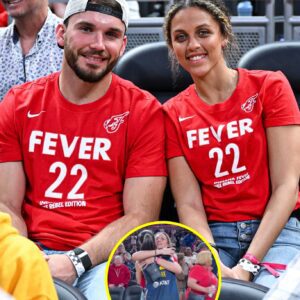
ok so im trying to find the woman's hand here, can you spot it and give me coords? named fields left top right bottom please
left=220, top=262, right=251, bottom=281
left=206, top=285, right=217, bottom=295
left=219, top=261, right=238, bottom=279
left=231, top=264, right=252, bottom=281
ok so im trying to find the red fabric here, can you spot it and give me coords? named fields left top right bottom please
left=187, top=265, right=218, bottom=300
left=0, top=72, right=166, bottom=250
left=0, top=3, right=8, bottom=27
left=140, top=273, right=146, bottom=288
left=244, top=252, right=287, bottom=277
left=108, top=264, right=131, bottom=287
left=164, top=69, right=300, bottom=222
left=244, top=253, right=260, bottom=264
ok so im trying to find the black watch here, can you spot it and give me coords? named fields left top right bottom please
left=73, top=247, right=92, bottom=271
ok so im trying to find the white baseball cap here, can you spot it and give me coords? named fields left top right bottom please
left=63, top=0, right=129, bottom=30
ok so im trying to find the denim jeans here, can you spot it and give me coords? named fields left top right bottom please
left=209, top=217, right=300, bottom=288
left=41, top=246, right=108, bottom=300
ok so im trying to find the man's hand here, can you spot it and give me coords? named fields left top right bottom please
left=47, top=254, right=77, bottom=284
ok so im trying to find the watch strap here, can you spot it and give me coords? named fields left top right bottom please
left=74, top=248, right=92, bottom=271
left=66, top=250, right=86, bottom=278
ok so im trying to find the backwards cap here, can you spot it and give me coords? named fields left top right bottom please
left=63, top=0, right=129, bottom=29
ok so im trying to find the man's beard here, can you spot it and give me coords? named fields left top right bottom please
left=64, top=44, right=119, bottom=83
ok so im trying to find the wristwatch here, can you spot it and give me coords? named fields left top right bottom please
left=66, top=248, right=92, bottom=278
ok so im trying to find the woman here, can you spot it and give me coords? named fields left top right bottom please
left=163, top=0, right=300, bottom=288
left=133, top=231, right=182, bottom=300
left=176, top=252, right=190, bottom=300
left=108, top=255, right=131, bottom=288
left=186, top=251, right=218, bottom=300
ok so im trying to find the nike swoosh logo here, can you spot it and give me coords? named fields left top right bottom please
left=178, top=115, right=195, bottom=122
left=27, top=110, right=46, bottom=118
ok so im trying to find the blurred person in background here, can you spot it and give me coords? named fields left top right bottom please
left=49, top=0, right=68, bottom=18
left=108, top=255, right=131, bottom=288
left=176, top=252, right=189, bottom=300
left=0, top=0, right=63, bottom=100
left=186, top=251, right=218, bottom=300
left=133, top=231, right=182, bottom=300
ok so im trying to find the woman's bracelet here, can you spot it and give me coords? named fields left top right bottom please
left=238, top=257, right=260, bottom=275
left=238, top=252, right=260, bottom=275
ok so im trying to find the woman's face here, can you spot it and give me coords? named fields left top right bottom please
left=155, top=233, right=169, bottom=249
left=170, top=7, right=227, bottom=79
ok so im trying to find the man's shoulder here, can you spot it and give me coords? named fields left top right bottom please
left=12, top=72, right=59, bottom=96
left=0, top=23, right=13, bottom=39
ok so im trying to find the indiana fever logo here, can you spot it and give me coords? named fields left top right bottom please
left=241, top=93, right=258, bottom=113
left=104, top=111, right=130, bottom=133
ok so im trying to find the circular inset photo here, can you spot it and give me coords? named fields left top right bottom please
left=106, top=221, right=221, bottom=300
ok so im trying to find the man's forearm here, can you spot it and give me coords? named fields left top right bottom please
left=80, top=176, right=166, bottom=266
left=80, top=212, right=156, bottom=266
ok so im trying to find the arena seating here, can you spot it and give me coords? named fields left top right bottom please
left=108, top=279, right=269, bottom=300
left=54, top=278, right=87, bottom=300
left=115, top=41, right=192, bottom=104
left=238, top=41, right=300, bottom=108
left=220, top=278, right=269, bottom=300
left=109, top=286, right=126, bottom=300
left=284, top=0, right=300, bottom=40
left=109, top=285, right=142, bottom=300
left=125, top=0, right=275, bottom=67
left=123, top=284, right=143, bottom=300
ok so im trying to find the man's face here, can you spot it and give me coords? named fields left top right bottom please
left=1, top=0, right=45, bottom=18
left=60, top=11, right=127, bottom=83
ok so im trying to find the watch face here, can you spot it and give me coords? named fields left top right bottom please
left=74, top=247, right=84, bottom=255
left=105, top=221, right=222, bottom=300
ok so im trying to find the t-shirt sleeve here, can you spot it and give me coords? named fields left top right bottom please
left=125, top=96, right=167, bottom=178
left=0, top=89, right=22, bottom=162
left=164, top=106, right=184, bottom=159
left=189, top=265, right=201, bottom=281
left=262, top=71, right=300, bottom=127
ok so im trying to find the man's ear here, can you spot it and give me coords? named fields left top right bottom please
left=119, top=35, right=127, bottom=57
left=56, top=23, right=66, bottom=49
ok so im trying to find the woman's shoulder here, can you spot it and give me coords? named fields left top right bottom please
left=238, top=67, right=287, bottom=84
left=163, top=85, right=195, bottom=110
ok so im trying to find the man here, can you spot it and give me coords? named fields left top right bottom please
left=0, top=212, right=58, bottom=300
left=0, top=0, right=166, bottom=299
left=0, top=0, right=63, bottom=100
